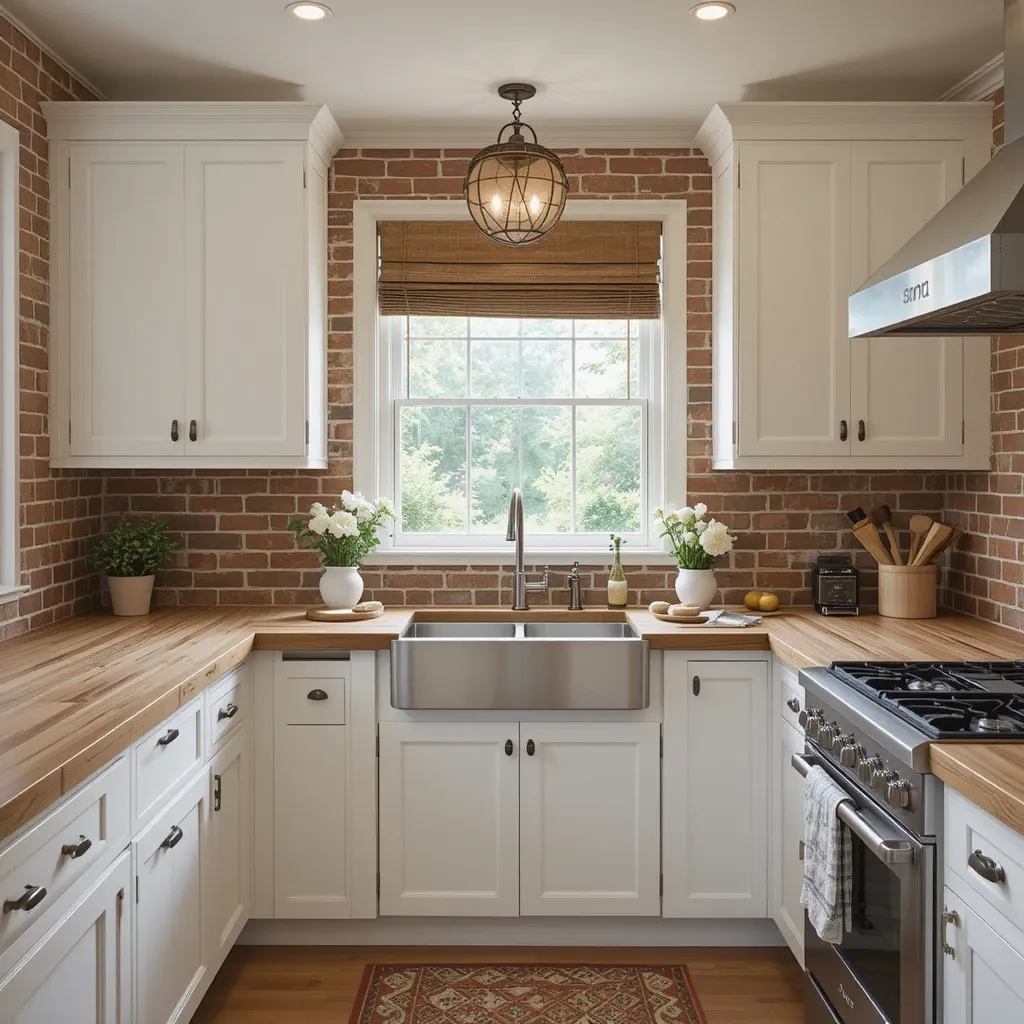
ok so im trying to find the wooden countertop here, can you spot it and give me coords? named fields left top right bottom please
left=932, top=743, right=1024, bottom=839
left=4, top=604, right=1024, bottom=844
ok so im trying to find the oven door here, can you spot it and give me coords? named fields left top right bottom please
left=796, top=749, right=934, bottom=1024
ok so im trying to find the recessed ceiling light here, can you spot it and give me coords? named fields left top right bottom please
left=690, top=2, right=735, bottom=20
left=286, top=2, right=332, bottom=21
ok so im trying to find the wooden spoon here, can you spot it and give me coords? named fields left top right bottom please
left=852, top=518, right=894, bottom=565
left=913, top=522, right=953, bottom=566
left=907, top=514, right=933, bottom=564
left=871, top=504, right=903, bottom=566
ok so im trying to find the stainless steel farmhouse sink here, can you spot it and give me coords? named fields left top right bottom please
left=390, top=620, right=649, bottom=711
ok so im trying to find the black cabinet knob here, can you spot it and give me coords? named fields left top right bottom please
left=171, top=419, right=179, bottom=442
left=858, top=419, right=866, bottom=442
left=3, top=885, right=47, bottom=914
left=61, top=835, right=93, bottom=860
left=189, top=419, right=197, bottom=442
left=157, top=728, right=179, bottom=747
left=505, top=739, right=514, bottom=756
left=839, top=419, right=847, bottom=442
left=217, top=703, right=239, bottom=721
left=526, top=739, right=535, bottom=756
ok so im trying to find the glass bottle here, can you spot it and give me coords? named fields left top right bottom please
left=607, top=534, right=628, bottom=609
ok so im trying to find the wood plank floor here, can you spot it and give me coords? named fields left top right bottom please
left=193, top=946, right=805, bottom=1024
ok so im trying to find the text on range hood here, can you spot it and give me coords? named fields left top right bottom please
left=848, top=0, right=1024, bottom=337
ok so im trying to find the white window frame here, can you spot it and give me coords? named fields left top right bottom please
left=353, top=198, right=687, bottom=564
left=0, top=120, right=22, bottom=604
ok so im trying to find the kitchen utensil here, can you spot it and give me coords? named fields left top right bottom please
left=872, top=504, right=903, bottom=566
left=852, top=518, right=894, bottom=565
left=845, top=506, right=868, bottom=526
left=912, top=522, right=954, bottom=566
left=907, top=514, right=933, bottom=563
left=925, top=524, right=963, bottom=563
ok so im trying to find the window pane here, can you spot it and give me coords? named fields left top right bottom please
left=399, top=406, right=467, bottom=532
left=470, top=316, right=517, bottom=339
left=575, top=318, right=628, bottom=339
left=521, top=339, right=572, bottom=398
left=575, top=406, right=642, bottom=533
left=409, top=315, right=467, bottom=338
left=470, top=406, right=519, bottom=531
left=576, top=339, right=628, bottom=399
left=407, top=337, right=466, bottom=398
left=522, top=406, right=572, bottom=533
left=521, top=317, right=572, bottom=338
left=471, top=339, right=519, bottom=398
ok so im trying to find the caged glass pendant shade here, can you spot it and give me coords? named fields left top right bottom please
left=465, top=84, right=568, bottom=246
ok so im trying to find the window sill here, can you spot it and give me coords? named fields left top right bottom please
left=0, top=585, right=28, bottom=608
left=364, top=548, right=676, bottom=567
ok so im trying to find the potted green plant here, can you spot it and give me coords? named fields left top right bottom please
left=91, top=516, right=180, bottom=616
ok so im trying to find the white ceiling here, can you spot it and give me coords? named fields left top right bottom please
left=6, top=0, right=1004, bottom=143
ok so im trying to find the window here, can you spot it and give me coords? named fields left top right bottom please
left=353, top=200, right=687, bottom=561
left=390, top=315, right=655, bottom=545
left=0, top=120, right=19, bottom=603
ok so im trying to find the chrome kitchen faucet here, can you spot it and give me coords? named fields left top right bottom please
left=505, top=488, right=549, bottom=611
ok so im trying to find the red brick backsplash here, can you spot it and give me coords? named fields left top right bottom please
left=102, top=148, right=948, bottom=611
left=0, top=17, right=99, bottom=643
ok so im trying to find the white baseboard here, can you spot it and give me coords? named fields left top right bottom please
left=239, top=916, right=785, bottom=947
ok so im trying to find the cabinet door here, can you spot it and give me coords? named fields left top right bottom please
left=133, top=770, right=207, bottom=1024
left=850, top=141, right=965, bottom=457
left=206, top=728, right=250, bottom=968
left=184, top=143, right=307, bottom=459
left=519, top=722, right=660, bottom=916
left=68, top=143, right=186, bottom=458
left=736, top=142, right=851, bottom=457
left=0, top=851, right=130, bottom=1024
left=273, top=723, right=347, bottom=919
left=662, top=656, right=770, bottom=917
left=773, top=719, right=805, bottom=965
left=943, top=886, right=1024, bottom=1024
left=378, top=722, right=519, bottom=917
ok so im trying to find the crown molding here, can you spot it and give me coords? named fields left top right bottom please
left=340, top=118, right=700, bottom=151
left=0, top=3, right=105, bottom=99
left=940, top=53, right=1004, bottom=102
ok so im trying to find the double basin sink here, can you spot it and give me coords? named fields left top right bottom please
left=391, top=620, right=649, bottom=710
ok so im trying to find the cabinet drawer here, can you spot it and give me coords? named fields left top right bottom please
left=0, top=756, right=129, bottom=957
left=206, top=666, right=248, bottom=754
left=275, top=665, right=346, bottom=725
left=946, top=787, right=1024, bottom=934
left=132, top=695, right=204, bottom=831
left=775, top=660, right=804, bottom=732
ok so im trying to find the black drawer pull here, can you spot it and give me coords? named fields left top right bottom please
left=526, top=739, right=535, bottom=756
left=217, top=703, right=239, bottom=721
left=858, top=419, right=866, bottom=442
left=157, top=728, right=179, bottom=746
left=189, top=419, right=197, bottom=442
left=968, top=849, right=1006, bottom=884
left=3, top=885, right=47, bottom=914
left=307, top=688, right=329, bottom=701
left=171, top=419, right=179, bottom=442
left=61, top=835, right=93, bottom=860
left=161, top=825, right=184, bottom=850
left=839, top=419, right=847, bottom=442
left=505, top=739, right=514, bottom=756
left=693, top=675, right=701, bottom=696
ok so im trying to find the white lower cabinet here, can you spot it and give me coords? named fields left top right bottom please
left=205, top=728, right=250, bottom=968
left=378, top=722, right=520, bottom=917
left=662, top=656, right=770, bottom=917
left=942, top=886, right=1024, bottom=1023
left=0, top=850, right=131, bottom=1024
left=773, top=718, right=805, bottom=963
left=519, top=722, right=660, bottom=916
left=133, top=769, right=208, bottom=1024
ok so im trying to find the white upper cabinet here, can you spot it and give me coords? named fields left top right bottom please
left=43, top=102, right=343, bottom=469
left=698, top=102, right=993, bottom=470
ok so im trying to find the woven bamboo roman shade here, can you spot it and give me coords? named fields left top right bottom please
left=378, top=220, right=661, bottom=319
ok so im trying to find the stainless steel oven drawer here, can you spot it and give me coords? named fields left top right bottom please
left=805, top=974, right=843, bottom=1023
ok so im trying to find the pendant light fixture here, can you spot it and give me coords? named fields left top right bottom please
left=464, top=84, right=568, bottom=246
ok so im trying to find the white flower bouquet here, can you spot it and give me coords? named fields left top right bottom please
left=654, top=502, right=735, bottom=570
left=288, top=491, right=396, bottom=567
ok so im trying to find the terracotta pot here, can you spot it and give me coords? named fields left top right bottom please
left=319, top=566, right=364, bottom=609
left=107, top=575, right=155, bottom=616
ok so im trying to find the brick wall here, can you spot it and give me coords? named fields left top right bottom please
left=944, top=88, right=1024, bottom=629
left=0, top=18, right=99, bottom=642
left=102, top=147, right=946, bottom=610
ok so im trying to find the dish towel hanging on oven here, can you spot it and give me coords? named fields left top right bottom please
left=800, top=765, right=853, bottom=944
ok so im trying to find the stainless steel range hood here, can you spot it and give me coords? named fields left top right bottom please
left=849, top=0, right=1024, bottom=337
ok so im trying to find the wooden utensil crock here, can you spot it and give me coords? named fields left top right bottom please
left=877, top=563, right=938, bottom=619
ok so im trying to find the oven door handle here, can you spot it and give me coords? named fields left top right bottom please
left=791, top=752, right=916, bottom=866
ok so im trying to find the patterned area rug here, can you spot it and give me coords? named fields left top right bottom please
left=349, top=965, right=707, bottom=1024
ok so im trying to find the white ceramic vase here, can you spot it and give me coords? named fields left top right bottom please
left=107, top=575, right=155, bottom=616
left=674, top=568, right=718, bottom=610
left=319, top=565, right=364, bottom=610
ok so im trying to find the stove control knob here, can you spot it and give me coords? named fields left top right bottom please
left=817, top=722, right=834, bottom=747
left=886, top=778, right=913, bottom=810
left=803, top=710, right=823, bottom=740
left=872, top=767, right=897, bottom=792
left=832, top=732, right=855, bottom=756
left=840, top=743, right=866, bottom=768
left=858, top=756, right=883, bottom=783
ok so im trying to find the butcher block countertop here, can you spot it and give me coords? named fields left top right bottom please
left=931, top=744, right=1024, bottom=839
left=3, top=604, right=1024, bottom=843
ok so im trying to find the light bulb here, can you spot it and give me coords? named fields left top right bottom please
left=489, top=194, right=503, bottom=215
left=690, top=2, right=735, bottom=20
left=286, top=2, right=332, bottom=21
left=528, top=195, right=541, bottom=216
